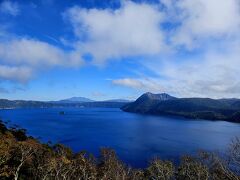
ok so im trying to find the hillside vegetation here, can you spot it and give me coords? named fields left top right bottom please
left=122, top=92, right=240, bottom=122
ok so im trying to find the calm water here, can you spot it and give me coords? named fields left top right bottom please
left=0, top=107, right=240, bottom=167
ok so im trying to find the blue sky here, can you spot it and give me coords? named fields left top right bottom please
left=0, top=0, right=240, bottom=100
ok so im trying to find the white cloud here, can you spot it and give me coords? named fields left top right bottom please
left=0, top=37, right=84, bottom=82
left=64, top=0, right=240, bottom=59
left=0, top=0, right=19, bottom=16
left=1, top=0, right=240, bottom=98
left=64, top=0, right=240, bottom=53
left=0, top=38, right=83, bottom=67
left=0, top=65, right=32, bottom=83
left=112, top=78, right=144, bottom=89
left=118, top=41, right=240, bottom=98
left=109, top=0, right=240, bottom=98
left=171, top=0, right=240, bottom=48
left=112, top=78, right=165, bottom=93
left=64, top=1, right=165, bottom=64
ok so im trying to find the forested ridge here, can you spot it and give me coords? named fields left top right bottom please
left=122, top=92, right=240, bottom=123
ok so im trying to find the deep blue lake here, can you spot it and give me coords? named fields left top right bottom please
left=0, top=107, right=240, bottom=167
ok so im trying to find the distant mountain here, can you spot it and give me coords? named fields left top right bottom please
left=55, top=97, right=95, bottom=103
left=121, top=92, right=240, bottom=123
left=122, top=92, right=176, bottom=113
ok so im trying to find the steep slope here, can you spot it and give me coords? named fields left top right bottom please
left=121, top=92, right=177, bottom=113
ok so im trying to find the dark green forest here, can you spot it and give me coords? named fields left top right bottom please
left=0, top=120, right=239, bottom=180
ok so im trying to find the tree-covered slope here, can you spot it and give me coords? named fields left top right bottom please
left=121, top=93, right=240, bottom=122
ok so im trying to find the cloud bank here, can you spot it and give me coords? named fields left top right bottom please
left=109, top=0, right=240, bottom=98
left=0, top=37, right=84, bottom=82
left=64, top=1, right=166, bottom=64
left=1, top=0, right=240, bottom=98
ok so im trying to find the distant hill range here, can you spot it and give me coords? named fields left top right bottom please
left=51, top=97, right=95, bottom=104
left=121, top=92, right=240, bottom=123
left=51, top=97, right=132, bottom=104
left=0, top=97, right=131, bottom=109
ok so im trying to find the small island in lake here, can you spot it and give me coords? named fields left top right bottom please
left=59, top=111, right=65, bottom=115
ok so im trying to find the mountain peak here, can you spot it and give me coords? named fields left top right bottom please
left=140, top=92, right=176, bottom=101
left=121, top=92, right=177, bottom=113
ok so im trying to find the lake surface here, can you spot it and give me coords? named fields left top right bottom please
left=0, top=107, right=240, bottom=167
